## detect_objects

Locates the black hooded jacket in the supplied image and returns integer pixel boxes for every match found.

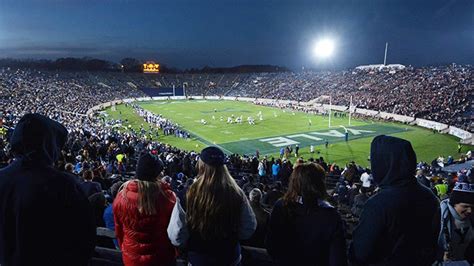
[0,114,96,266]
[350,135,440,266]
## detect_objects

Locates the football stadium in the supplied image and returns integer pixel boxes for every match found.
[0,1,473,266]
[105,98,469,166]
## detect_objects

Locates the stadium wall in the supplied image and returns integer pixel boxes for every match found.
[355,108,379,117]
[86,96,474,145]
[378,112,414,123]
[415,118,450,131]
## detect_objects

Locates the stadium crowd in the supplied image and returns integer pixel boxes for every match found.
[230,65,473,131]
[0,112,473,265]
[1,64,472,132]
[0,65,473,265]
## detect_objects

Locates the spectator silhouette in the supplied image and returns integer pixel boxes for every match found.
[167,146,256,266]
[113,153,177,266]
[262,181,284,208]
[0,113,95,265]
[266,163,347,266]
[103,180,123,249]
[242,188,270,248]
[350,135,440,265]
[80,169,102,198]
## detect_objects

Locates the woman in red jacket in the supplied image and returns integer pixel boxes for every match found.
[113,153,176,266]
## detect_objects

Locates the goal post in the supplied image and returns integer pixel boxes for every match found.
[305,95,353,128]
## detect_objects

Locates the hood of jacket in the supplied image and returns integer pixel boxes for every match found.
[370,135,417,188]
[10,113,68,166]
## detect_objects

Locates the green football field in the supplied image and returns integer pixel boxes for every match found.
[106,100,473,166]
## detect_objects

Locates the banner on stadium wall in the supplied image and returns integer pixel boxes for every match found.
[278,100,292,105]
[171,96,186,100]
[277,100,299,106]
[141,87,184,97]
[449,126,473,141]
[355,108,379,117]
[237,97,255,102]
[322,104,347,112]
[379,112,414,123]
[206,96,219,100]
[259,99,277,105]
[415,118,449,131]
[152,97,168,101]
[135,97,151,102]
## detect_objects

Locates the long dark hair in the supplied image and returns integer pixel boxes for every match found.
[283,162,329,206]
[186,159,242,240]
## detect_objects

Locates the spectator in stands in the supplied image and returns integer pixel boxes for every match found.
[350,135,440,265]
[258,160,266,182]
[262,181,284,208]
[272,159,280,182]
[167,146,257,266]
[242,175,259,196]
[359,170,372,188]
[266,162,347,266]
[65,162,75,174]
[416,169,432,188]
[80,169,102,198]
[351,186,373,218]
[65,162,82,183]
[176,177,194,211]
[89,192,107,228]
[438,182,474,263]
[113,153,177,266]
[103,181,123,249]
[92,164,112,190]
[242,188,270,248]
[0,114,95,265]
[435,179,449,200]
[277,159,293,186]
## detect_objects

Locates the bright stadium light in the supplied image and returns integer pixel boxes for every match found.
[313,38,335,59]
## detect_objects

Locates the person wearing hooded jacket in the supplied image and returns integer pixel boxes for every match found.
[350,135,440,265]
[0,113,96,266]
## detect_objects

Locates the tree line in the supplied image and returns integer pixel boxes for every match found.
[0,58,289,74]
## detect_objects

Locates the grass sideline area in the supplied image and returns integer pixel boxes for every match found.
[105,100,472,166]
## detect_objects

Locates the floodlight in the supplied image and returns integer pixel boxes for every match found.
[313,38,335,59]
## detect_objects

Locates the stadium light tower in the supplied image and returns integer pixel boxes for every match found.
[312,38,336,59]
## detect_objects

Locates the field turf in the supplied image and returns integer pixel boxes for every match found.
[106,100,472,166]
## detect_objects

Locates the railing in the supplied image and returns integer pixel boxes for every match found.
[93,227,273,266]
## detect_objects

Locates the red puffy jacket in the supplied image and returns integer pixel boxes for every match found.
[113,180,176,266]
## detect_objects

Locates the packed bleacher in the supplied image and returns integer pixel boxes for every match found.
[229,65,473,132]
[0,65,473,265]
[1,65,472,131]
[0,113,473,265]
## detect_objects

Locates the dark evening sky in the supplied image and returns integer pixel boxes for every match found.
[0,0,472,69]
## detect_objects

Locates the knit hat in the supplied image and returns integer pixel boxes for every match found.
[136,153,164,182]
[200,146,225,166]
[450,182,474,205]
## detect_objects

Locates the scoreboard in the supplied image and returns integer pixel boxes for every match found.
[143,61,160,73]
